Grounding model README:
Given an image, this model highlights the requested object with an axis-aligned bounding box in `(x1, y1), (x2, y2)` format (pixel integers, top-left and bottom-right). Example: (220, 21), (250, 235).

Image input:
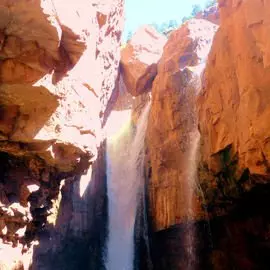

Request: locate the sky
(123, 0), (209, 40)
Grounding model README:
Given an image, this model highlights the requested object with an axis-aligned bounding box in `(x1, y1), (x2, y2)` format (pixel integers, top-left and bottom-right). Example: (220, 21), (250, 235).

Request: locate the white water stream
(105, 103), (151, 270)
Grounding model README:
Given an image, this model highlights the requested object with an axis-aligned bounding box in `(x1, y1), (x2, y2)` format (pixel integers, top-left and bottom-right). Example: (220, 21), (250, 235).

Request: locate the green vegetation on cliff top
(124, 0), (217, 41)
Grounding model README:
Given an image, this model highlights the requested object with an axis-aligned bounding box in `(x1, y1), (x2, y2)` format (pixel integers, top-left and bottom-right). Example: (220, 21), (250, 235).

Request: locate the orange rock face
(147, 19), (218, 231)
(0, 0), (124, 268)
(198, 0), (270, 178)
(120, 25), (167, 96)
(0, 0), (124, 171)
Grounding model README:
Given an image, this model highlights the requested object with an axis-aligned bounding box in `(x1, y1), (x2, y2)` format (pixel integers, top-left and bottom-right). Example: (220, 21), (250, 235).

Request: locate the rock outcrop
(0, 0), (124, 268)
(110, 1), (270, 269)
(120, 25), (167, 97)
(146, 0), (270, 269)
(146, 19), (218, 231)
(198, 0), (270, 212)
(0, 0), (124, 170)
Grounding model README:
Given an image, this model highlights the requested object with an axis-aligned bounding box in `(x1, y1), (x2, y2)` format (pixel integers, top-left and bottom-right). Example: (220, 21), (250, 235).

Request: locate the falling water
(184, 70), (214, 268)
(105, 103), (151, 270)
(185, 129), (201, 269)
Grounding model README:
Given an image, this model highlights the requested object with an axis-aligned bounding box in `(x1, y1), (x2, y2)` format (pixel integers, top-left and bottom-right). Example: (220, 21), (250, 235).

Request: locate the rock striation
(146, 19), (218, 231)
(198, 0), (270, 213)
(112, 1), (270, 269)
(142, 1), (270, 269)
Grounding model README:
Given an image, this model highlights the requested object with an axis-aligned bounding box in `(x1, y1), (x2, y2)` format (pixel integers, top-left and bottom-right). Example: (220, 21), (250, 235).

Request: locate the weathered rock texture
(151, 183), (270, 270)
(108, 25), (165, 125)
(0, 0), (124, 268)
(31, 143), (108, 270)
(124, 1), (270, 269)
(148, 0), (270, 269)
(198, 0), (270, 214)
(146, 19), (218, 231)
(120, 25), (167, 96)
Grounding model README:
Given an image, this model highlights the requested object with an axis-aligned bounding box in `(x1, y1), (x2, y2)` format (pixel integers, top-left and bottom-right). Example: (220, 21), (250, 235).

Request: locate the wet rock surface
(143, 0), (270, 269)
(146, 19), (218, 231)
(150, 183), (270, 270)
(122, 1), (270, 269)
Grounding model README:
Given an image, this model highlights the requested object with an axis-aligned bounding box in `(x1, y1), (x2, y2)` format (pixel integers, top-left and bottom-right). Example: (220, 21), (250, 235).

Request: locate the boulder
(120, 25), (167, 96)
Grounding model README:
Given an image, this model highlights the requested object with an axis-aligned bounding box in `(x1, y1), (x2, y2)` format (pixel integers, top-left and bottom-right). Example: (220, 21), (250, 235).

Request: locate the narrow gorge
(0, 0), (270, 270)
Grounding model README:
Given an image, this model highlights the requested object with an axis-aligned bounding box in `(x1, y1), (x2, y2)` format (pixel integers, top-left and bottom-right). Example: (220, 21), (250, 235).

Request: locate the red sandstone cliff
(196, 0), (270, 221)
(0, 0), (124, 268)
(194, 1), (270, 268)
(146, 19), (218, 231)
(198, 0), (270, 179)
(118, 4), (220, 233)
(2, 0), (270, 268)
(119, 1), (270, 268)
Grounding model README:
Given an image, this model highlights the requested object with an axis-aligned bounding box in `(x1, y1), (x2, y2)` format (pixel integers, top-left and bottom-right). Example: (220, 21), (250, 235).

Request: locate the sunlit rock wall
(146, 19), (218, 231)
(0, 0), (124, 269)
(198, 0), (270, 213)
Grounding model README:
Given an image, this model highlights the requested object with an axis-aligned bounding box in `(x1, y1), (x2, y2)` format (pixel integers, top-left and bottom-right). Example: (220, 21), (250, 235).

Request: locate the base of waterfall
(104, 103), (151, 270)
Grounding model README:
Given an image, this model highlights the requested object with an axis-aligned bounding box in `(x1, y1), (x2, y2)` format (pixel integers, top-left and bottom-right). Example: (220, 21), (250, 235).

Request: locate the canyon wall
(0, 0), (124, 269)
(146, 19), (218, 231)
(1, 0), (270, 269)
(118, 13), (219, 269)
(198, 0), (270, 198)
(121, 0), (270, 269)
(143, 0), (270, 269)
(195, 1), (270, 267)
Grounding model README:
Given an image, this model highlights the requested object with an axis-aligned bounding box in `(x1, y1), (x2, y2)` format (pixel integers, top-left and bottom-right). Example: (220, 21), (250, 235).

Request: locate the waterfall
(185, 129), (201, 269)
(105, 103), (151, 270)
